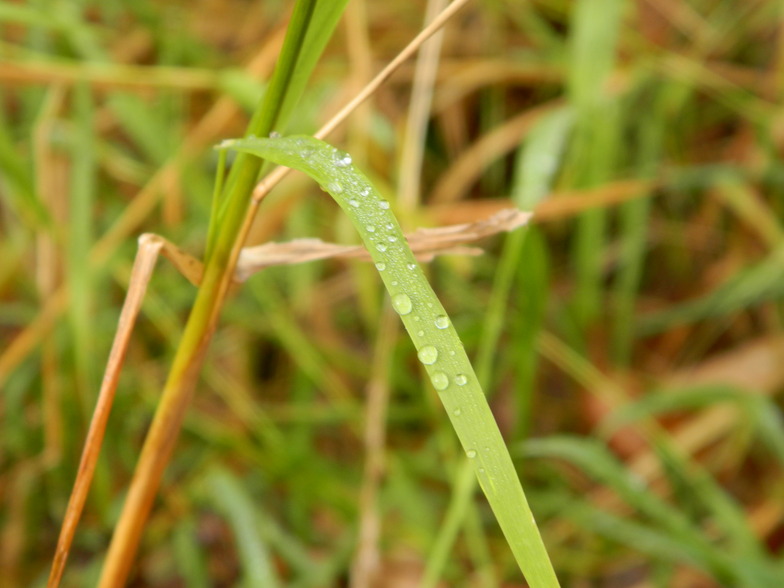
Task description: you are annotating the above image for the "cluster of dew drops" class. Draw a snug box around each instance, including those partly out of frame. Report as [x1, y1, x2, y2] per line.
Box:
[330, 146, 472, 395]
[274, 136, 482, 462]
[281, 139, 473, 395]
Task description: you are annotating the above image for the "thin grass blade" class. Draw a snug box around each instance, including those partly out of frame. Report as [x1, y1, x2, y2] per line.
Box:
[222, 134, 560, 587]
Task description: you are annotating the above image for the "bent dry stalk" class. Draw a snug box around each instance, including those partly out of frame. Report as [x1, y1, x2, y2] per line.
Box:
[220, 135, 560, 587]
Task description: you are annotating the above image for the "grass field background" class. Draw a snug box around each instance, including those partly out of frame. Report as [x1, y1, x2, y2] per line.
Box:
[1, 0, 783, 586]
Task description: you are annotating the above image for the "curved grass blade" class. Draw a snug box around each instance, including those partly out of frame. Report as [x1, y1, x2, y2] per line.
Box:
[220, 134, 560, 587]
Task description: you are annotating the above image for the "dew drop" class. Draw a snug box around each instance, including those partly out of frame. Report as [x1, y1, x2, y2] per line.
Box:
[378, 200, 390, 210]
[434, 315, 449, 329]
[333, 151, 352, 167]
[413, 315, 421, 322]
[349, 199, 360, 207]
[375, 243, 387, 252]
[417, 330, 424, 337]
[360, 187, 370, 197]
[268, 130, 281, 138]
[387, 235, 398, 242]
[392, 293, 413, 315]
[366, 225, 376, 233]
[454, 374, 469, 386]
[385, 222, 394, 230]
[375, 262, 386, 271]
[466, 449, 477, 459]
[453, 408, 462, 416]
[431, 372, 449, 390]
[417, 345, 438, 365]
[407, 263, 417, 271]
[326, 182, 343, 194]
[478, 467, 486, 474]
[391, 280, 398, 287]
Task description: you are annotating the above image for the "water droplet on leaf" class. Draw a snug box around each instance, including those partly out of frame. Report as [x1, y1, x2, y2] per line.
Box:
[333, 151, 352, 167]
[391, 294, 413, 315]
[417, 345, 438, 365]
[434, 315, 449, 329]
[431, 372, 449, 390]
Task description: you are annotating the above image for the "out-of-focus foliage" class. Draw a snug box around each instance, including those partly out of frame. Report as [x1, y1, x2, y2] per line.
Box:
[1, 0, 782, 586]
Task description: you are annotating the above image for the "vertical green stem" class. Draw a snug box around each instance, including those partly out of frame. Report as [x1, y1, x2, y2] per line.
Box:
[96, 2, 321, 585]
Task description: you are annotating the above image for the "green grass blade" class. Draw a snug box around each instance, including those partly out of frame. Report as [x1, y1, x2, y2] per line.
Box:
[205, 148, 227, 271]
[566, 0, 624, 331]
[221, 135, 560, 587]
[612, 387, 772, 563]
[206, 468, 282, 588]
[513, 107, 573, 211]
[274, 0, 350, 132]
[0, 98, 49, 227]
[421, 460, 477, 588]
[751, 397, 784, 466]
[474, 108, 570, 394]
[521, 436, 739, 581]
[653, 442, 768, 564]
[204, 0, 349, 262]
[505, 107, 569, 438]
[638, 246, 784, 334]
[205, 0, 326, 263]
[524, 435, 782, 584]
[93, 4, 348, 583]
[568, 102, 622, 331]
[508, 230, 550, 440]
[562, 501, 736, 581]
[173, 518, 211, 588]
[566, 0, 623, 111]
[67, 83, 96, 410]
[610, 81, 669, 366]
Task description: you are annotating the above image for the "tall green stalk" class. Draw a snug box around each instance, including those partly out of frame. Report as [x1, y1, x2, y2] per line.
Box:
[95, 2, 343, 585]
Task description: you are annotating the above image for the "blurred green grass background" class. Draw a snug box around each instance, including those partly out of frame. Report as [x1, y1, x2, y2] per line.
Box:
[1, 0, 783, 586]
